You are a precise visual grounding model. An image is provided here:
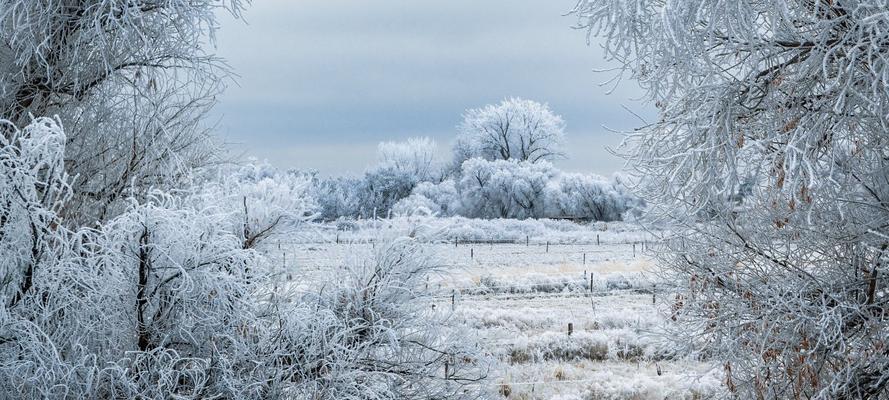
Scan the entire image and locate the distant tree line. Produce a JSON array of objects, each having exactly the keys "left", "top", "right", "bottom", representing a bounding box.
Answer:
[{"left": 310, "top": 98, "right": 642, "bottom": 222}]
